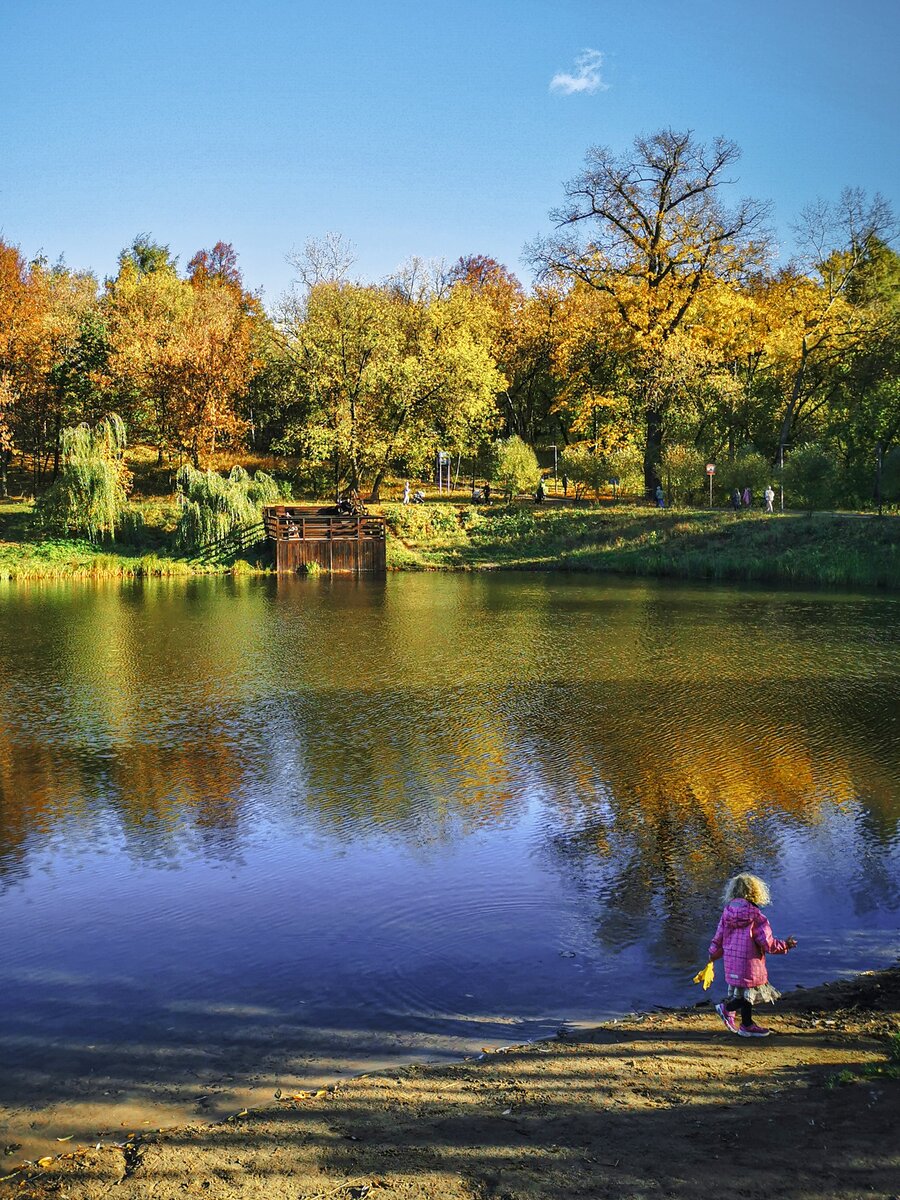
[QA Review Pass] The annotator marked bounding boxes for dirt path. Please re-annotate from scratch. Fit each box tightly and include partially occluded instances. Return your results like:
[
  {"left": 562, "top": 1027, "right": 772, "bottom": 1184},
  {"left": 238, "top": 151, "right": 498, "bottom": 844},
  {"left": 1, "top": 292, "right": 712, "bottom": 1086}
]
[{"left": 4, "top": 968, "right": 898, "bottom": 1200}]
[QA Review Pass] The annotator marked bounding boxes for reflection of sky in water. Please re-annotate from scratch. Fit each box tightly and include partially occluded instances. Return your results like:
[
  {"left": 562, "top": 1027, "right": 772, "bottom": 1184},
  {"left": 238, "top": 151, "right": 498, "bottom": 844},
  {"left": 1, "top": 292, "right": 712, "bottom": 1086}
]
[{"left": 0, "top": 574, "right": 898, "bottom": 1087}]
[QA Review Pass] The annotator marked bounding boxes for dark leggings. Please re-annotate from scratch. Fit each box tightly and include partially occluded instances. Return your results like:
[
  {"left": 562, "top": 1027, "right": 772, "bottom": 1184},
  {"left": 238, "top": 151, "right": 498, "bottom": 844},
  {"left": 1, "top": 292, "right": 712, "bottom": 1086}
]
[{"left": 724, "top": 995, "right": 752, "bottom": 1026}]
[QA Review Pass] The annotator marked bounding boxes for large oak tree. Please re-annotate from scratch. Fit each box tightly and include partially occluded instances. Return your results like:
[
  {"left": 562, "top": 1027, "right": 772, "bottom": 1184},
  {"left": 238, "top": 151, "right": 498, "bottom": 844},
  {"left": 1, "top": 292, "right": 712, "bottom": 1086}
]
[{"left": 536, "top": 129, "right": 770, "bottom": 491}]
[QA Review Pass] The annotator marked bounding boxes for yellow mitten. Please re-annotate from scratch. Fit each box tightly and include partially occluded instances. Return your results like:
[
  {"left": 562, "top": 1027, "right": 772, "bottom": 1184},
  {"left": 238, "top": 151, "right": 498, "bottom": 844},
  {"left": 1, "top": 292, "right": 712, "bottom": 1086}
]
[{"left": 692, "top": 961, "right": 715, "bottom": 990}]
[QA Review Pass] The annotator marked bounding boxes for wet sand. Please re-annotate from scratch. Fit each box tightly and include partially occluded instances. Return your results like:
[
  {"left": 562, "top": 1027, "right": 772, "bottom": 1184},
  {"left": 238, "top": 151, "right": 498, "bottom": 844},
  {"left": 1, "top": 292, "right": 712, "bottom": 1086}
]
[{"left": 3, "top": 966, "right": 898, "bottom": 1200}]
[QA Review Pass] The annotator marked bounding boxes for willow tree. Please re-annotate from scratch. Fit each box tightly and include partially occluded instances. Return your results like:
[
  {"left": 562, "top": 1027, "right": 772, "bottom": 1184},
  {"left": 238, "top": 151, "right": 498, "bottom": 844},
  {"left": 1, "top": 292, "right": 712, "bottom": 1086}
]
[
  {"left": 35, "top": 413, "right": 131, "bottom": 540},
  {"left": 536, "top": 129, "right": 770, "bottom": 492},
  {"left": 175, "top": 464, "right": 281, "bottom": 550}
]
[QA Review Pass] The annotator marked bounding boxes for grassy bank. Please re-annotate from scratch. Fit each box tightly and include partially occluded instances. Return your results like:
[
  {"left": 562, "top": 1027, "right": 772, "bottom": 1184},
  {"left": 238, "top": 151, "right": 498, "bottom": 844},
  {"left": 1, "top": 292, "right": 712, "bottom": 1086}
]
[
  {"left": 3, "top": 498, "right": 899, "bottom": 588},
  {"left": 382, "top": 502, "right": 900, "bottom": 589},
  {"left": 0, "top": 501, "right": 272, "bottom": 581}
]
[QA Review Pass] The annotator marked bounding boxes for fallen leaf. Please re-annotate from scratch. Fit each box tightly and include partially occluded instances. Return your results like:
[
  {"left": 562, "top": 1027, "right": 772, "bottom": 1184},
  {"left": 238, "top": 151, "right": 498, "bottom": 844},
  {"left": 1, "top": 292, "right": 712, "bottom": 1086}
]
[{"left": 37, "top": 1157, "right": 55, "bottom": 1167}]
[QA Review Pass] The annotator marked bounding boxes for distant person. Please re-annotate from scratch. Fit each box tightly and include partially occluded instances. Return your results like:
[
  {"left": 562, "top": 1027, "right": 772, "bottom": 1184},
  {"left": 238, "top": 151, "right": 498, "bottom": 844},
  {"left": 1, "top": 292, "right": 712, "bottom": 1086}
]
[
  {"left": 731, "top": 488, "right": 742, "bottom": 512},
  {"left": 483, "top": 482, "right": 491, "bottom": 504},
  {"left": 709, "top": 873, "right": 797, "bottom": 1038},
  {"left": 654, "top": 484, "right": 665, "bottom": 508},
  {"left": 764, "top": 485, "right": 775, "bottom": 514},
  {"left": 535, "top": 479, "right": 545, "bottom": 504},
  {"left": 562, "top": 473, "right": 569, "bottom": 498},
  {"left": 742, "top": 486, "right": 752, "bottom": 508},
  {"left": 402, "top": 480, "right": 410, "bottom": 505}
]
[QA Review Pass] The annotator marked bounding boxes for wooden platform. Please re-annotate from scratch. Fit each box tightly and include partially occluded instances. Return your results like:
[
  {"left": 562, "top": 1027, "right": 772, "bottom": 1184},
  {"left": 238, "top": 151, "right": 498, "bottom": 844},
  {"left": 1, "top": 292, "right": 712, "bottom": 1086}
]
[{"left": 263, "top": 505, "right": 387, "bottom": 575}]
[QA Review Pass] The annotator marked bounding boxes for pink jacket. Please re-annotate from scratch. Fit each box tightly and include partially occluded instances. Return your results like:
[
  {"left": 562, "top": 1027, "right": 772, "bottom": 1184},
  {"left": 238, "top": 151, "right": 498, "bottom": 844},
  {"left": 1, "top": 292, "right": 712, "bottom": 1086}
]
[{"left": 708, "top": 899, "right": 790, "bottom": 988}]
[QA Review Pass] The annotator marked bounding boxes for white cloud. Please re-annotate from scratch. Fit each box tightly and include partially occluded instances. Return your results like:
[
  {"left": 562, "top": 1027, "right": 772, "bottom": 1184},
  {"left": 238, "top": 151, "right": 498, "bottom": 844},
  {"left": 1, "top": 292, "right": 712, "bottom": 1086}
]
[{"left": 549, "top": 49, "right": 609, "bottom": 95}]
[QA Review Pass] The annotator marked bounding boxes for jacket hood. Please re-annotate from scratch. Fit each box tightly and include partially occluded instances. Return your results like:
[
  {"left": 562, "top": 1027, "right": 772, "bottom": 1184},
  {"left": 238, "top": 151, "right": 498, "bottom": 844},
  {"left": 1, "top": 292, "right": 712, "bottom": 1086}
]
[{"left": 722, "top": 898, "right": 759, "bottom": 929}]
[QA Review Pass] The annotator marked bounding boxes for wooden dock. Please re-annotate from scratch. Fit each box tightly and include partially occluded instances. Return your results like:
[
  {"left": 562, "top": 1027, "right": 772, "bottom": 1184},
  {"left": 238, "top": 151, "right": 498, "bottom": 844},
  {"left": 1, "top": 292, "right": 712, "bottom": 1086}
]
[{"left": 262, "top": 504, "right": 387, "bottom": 575}]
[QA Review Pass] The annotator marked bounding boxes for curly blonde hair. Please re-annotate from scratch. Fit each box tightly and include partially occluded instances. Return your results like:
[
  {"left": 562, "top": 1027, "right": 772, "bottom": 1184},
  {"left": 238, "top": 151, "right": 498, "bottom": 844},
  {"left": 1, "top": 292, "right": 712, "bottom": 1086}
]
[{"left": 722, "top": 873, "right": 771, "bottom": 907}]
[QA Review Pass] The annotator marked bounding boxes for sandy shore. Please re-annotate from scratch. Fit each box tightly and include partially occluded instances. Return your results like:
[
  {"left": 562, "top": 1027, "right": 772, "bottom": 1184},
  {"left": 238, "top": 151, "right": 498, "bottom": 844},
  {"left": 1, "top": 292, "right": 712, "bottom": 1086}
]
[{"left": 3, "top": 966, "right": 898, "bottom": 1200}]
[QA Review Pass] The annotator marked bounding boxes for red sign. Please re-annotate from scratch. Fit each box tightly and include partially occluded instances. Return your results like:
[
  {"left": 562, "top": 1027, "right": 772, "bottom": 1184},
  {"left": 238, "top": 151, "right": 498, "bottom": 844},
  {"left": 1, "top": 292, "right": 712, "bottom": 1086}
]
[{"left": 706, "top": 463, "right": 716, "bottom": 475}]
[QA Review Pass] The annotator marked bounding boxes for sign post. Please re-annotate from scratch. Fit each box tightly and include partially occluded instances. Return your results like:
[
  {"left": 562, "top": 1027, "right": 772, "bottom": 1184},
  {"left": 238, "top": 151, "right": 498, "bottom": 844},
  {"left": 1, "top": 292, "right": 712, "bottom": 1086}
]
[{"left": 706, "top": 462, "right": 716, "bottom": 507}]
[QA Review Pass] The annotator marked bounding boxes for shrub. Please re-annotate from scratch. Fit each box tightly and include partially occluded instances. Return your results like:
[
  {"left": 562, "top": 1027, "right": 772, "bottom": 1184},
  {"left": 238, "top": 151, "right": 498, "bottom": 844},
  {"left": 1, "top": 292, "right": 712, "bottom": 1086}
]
[
  {"left": 492, "top": 436, "right": 541, "bottom": 499},
  {"left": 560, "top": 442, "right": 643, "bottom": 499},
  {"left": 383, "top": 503, "right": 461, "bottom": 540},
  {"left": 659, "top": 444, "right": 707, "bottom": 506},
  {"left": 715, "top": 449, "right": 774, "bottom": 506},
  {"left": 782, "top": 443, "right": 842, "bottom": 512}
]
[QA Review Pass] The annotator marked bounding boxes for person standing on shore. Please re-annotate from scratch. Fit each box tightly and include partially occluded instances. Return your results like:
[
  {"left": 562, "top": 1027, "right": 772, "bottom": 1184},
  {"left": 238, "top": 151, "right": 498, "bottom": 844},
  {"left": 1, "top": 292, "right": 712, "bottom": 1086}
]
[
  {"left": 709, "top": 873, "right": 797, "bottom": 1038},
  {"left": 764, "top": 485, "right": 775, "bottom": 514}
]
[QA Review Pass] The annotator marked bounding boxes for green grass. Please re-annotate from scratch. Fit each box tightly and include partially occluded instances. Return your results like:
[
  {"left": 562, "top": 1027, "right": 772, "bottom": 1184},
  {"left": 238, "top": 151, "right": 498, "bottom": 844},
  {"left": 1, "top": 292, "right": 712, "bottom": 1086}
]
[
  {"left": 381, "top": 502, "right": 900, "bottom": 589},
  {"left": 826, "top": 1029, "right": 900, "bottom": 1088},
  {"left": 3, "top": 495, "right": 898, "bottom": 589},
  {"left": 0, "top": 501, "right": 274, "bottom": 581}
]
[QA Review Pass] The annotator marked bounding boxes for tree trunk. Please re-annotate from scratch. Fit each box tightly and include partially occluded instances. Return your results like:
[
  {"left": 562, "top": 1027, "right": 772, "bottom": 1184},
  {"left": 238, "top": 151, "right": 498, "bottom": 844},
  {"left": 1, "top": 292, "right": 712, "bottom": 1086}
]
[
  {"left": 52, "top": 412, "right": 62, "bottom": 481},
  {"left": 643, "top": 405, "right": 663, "bottom": 496},
  {"left": 370, "top": 468, "right": 384, "bottom": 501},
  {"left": 0, "top": 449, "right": 8, "bottom": 499}
]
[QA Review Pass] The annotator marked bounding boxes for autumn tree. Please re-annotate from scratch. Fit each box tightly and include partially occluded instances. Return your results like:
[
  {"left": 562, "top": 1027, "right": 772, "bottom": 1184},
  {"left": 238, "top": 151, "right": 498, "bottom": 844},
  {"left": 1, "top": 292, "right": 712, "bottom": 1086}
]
[
  {"left": 536, "top": 129, "right": 770, "bottom": 492},
  {"left": 106, "top": 239, "right": 259, "bottom": 465},
  {"left": 448, "top": 255, "right": 561, "bottom": 445},
  {"left": 770, "top": 190, "right": 895, "bottom": 459},
  {"left": 273, "top": 271, "right": 502, "bottom": 498}
]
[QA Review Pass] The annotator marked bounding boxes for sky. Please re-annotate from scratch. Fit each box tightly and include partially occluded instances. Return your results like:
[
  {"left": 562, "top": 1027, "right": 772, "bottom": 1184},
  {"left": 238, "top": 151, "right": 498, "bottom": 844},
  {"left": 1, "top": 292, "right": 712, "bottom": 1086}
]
[{"left": 1, "top": 0, "right": 898, "bottom": 306}]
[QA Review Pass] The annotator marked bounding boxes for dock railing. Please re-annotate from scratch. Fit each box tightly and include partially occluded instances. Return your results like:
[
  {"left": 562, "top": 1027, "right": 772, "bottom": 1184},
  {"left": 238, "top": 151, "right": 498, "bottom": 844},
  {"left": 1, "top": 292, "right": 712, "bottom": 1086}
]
[{"left": 262, "top": 505, "right": 387, "bottom": 574}]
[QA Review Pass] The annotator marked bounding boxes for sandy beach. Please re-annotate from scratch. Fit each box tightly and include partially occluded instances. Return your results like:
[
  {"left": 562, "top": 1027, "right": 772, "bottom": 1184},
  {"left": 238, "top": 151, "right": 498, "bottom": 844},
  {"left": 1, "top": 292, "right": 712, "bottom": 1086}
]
[{"left": 3, "top": 965, "right": 897, "bottom": 1200}]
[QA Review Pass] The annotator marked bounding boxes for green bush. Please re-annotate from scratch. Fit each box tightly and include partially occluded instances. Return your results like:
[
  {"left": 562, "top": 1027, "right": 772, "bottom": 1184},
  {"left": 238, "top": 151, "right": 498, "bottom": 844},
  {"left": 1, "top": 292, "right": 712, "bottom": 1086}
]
[
  {"left": 383, "top": 503, "right": 462, "bottom": 540},
  {"left": 715, "top": 449, "right": 774, "bottom": 506},
  {"left": 660, "top": 444, "right": 707, "bottom": 506},
  {"left": 783, "top": 443, "right": 842, "bottom": 512},
  {"left": 492, "top": 435, "right": 541, "bottom": 499}
]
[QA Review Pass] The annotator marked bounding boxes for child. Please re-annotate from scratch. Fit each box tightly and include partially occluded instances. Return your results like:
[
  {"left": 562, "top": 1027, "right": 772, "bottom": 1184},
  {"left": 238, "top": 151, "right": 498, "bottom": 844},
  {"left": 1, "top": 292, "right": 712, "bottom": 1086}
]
[{"left": 708, "top": 873, "right": 797, "bottom": 1038}]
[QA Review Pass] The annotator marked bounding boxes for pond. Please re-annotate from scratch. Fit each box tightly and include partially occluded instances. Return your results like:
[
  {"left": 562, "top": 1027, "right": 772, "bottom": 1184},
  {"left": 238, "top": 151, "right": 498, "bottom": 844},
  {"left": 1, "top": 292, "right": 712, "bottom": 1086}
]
[{"left": 1, "top": 573, "right": 898, "bottom": 1153}]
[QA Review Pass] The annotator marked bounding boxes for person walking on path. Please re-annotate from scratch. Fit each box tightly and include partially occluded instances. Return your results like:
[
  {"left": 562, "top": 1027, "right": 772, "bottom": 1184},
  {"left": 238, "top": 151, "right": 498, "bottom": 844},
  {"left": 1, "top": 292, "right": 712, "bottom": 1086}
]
[
  {"left": 402, "top": 480, "right": 410, "bottom": 505},
  {"left": 764, "top": 485, "right": 775, "bottom": 514},
  {"left": 654, "top": 484, "right": 665, "bottom": 508},
  {"left": 709, "top": 873, "right": 797, "bottom": 1038},
  {"left": 535, "top": 478, "right": 545, "bottom": 504},
  {"left": 562, "top": 473, "right": 569, "bottom": 498},
  {"left": 731, "top": 488, "right": 742, "bottom": 513},
  {"left": 742, "top": 486, "right": 752, "bottom": 508}
]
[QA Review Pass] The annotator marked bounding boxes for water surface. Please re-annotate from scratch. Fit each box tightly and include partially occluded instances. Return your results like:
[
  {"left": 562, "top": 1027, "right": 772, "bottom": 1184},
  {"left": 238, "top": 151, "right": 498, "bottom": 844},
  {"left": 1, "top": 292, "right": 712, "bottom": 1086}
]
[{"left": 1, "top": 573, "right": 897, "bottom": 1150}]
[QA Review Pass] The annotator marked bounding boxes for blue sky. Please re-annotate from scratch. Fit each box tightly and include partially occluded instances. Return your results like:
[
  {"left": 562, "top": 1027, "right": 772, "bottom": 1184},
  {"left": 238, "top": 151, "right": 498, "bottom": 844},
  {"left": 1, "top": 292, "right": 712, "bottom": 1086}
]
[{"left": 1, "top": 0, "right": 897, "bottom": 305}]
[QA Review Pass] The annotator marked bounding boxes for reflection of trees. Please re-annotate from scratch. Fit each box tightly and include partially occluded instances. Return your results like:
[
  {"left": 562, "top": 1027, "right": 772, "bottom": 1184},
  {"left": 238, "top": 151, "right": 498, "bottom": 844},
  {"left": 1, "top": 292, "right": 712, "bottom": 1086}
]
[
  {"left": 259, "top": 687, "right": 518, "bottom": 843},
  {"left": 513, "top": 676, "right": 899, "bottom": 963},
  {"left": 0, "top": 575, "right": 897, "bottom": 932},
  {"left": 0, "top": 730, "right": 253, "bottom": 882}
]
